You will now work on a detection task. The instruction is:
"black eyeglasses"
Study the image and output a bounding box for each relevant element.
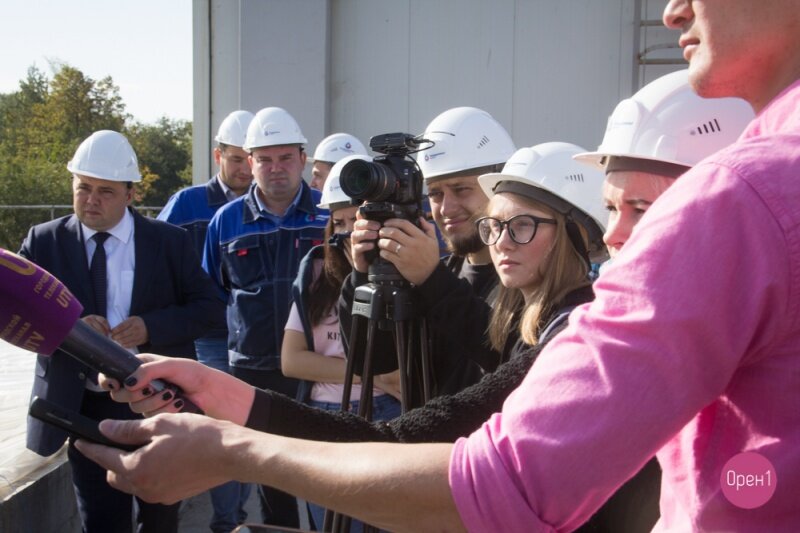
[475,214,557,245]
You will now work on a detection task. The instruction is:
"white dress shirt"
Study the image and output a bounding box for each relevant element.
[82,209,136,343]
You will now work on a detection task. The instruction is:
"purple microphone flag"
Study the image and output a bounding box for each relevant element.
[0,248,84,355]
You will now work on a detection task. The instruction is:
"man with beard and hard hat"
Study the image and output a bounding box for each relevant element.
[341,107,517,401]
[158,109,255,533]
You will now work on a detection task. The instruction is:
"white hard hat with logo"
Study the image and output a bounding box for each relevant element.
[317,154,371,211]
[575,69,754,174]
[417,107,516,182]
[67,130,141,183]
[244,107,307,152]
[215,110,254,148]
[479,142,607,260]
[313,133,368,164]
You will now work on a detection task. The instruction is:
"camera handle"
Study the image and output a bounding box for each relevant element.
[322,280,432,533]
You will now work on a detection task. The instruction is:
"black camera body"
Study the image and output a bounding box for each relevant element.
[339,133,430,282]
[339,132,426,222]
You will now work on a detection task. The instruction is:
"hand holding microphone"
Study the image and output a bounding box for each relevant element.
[0,247,203,414]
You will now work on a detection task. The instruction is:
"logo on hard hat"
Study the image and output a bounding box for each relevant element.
[339,142,356,155]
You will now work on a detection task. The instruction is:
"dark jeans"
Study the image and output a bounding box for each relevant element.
[231,366,300,529]
[69,391,180,533]
[306,394,401,532]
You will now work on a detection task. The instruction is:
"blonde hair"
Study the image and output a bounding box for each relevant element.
[487,193,591,351]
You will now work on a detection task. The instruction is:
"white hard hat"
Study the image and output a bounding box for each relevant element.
[317,154,371,210]
[575,69,754,174]
[215,110,254,148]
[417,107,516,182]
[313,133,368,164]
[67,130,141,183]
[244,107,307,152]
[479,142,607,258]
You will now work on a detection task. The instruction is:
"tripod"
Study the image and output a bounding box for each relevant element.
[322,257,432,533]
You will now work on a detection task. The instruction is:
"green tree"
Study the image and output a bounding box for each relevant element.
[0,63,192,250]
[0,65,129,210]
[126,117,192,206]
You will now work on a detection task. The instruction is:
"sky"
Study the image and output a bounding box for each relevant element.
[0,0,193,124]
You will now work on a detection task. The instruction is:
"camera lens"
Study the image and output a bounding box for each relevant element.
[340,158,396,202]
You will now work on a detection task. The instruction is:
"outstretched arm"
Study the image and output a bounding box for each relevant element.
[107,334,548,446]
[75,415,464,533]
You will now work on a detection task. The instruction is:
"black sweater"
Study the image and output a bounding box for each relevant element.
[246,283,660,531]
[246,285,593,444]
[337,255,501,404]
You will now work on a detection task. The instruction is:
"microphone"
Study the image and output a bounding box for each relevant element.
[0,247,203,414]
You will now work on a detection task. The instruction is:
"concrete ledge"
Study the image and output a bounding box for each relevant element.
[0,448,80,533]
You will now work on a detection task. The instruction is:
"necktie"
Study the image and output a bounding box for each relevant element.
[89,232,111,317]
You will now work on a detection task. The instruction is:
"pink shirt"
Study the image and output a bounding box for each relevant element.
[285,302,365,403]
[450,79,800,532]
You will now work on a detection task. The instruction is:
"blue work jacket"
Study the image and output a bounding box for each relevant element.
[204,181,328,370]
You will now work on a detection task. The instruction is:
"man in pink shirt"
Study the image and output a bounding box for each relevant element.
[78,1,800,531]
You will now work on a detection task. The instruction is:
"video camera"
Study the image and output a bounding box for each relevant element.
[339,132,431,283]
[339,132,430,225]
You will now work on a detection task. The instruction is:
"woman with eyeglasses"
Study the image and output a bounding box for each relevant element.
[472,143,605,364]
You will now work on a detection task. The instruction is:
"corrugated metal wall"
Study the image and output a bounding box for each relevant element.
[193,0,685,183]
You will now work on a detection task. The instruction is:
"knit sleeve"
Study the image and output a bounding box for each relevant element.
[244,325,561,443]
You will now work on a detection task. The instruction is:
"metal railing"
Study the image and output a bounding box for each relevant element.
[0,204,164,219]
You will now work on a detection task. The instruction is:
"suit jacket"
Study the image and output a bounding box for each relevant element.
[18,208,225,456]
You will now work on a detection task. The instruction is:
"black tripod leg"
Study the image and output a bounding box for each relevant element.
[393,319,411,412]
[332,314,383,532]
[342,312,367,413]
[356,317,381,420]
[357,349,375,421]
[419,318,432,404]
[323,509,334,532]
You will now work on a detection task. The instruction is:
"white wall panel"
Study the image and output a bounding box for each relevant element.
[406,0,516,137]
[193,0,686,182]
[328,0,411,143]
[239,0,329,151]
[518,1,648,150]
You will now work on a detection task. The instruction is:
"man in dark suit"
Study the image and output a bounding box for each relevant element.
[18,130,224,533]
